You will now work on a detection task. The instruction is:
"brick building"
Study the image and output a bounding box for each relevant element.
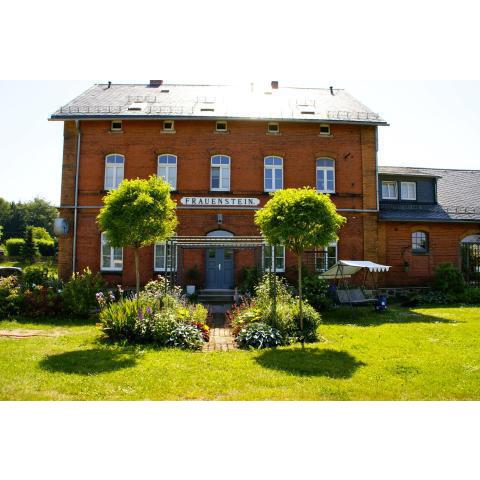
[50,81,480,289]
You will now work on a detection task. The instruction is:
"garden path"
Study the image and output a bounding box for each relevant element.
[203,305,237,352]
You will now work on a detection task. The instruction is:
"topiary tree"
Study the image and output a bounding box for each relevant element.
[21,226,38,264]
[97,175,177,295]
[255,187,346,346]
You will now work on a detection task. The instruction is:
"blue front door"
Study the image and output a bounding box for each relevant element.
[206,247,234,289]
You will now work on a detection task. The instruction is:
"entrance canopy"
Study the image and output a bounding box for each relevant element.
[319,260,391,279]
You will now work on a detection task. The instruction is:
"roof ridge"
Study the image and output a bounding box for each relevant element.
[380,165,480,173]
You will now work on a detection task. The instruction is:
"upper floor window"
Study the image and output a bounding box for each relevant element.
[100,233,123,271]
[154,241,177,271]
[319,123,331,135]
[215,121,228,132]
[412,231,429,253]
[163,120,175,132]
[110,120,122,132]
[315,242,338,272]
[158,154,177,190]
[264,244,285,272]
[104,154,124,190]
[401,181,417,200]
[264,156,283,192]
[211,155,231,191]
[316,158,335,193]
[267,122,280,134]
[382,181,398,200]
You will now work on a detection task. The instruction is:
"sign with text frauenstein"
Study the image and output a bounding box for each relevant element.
[180,197,260,207]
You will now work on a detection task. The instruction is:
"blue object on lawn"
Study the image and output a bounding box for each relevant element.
[375,295,387,312]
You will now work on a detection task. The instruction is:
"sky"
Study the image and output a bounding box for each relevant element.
[0,80,479,205]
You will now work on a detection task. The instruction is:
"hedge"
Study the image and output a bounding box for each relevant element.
[5,238,55,257]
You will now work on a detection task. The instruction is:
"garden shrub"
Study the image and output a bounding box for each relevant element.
[302,272,333,311]
[5,238,24,256]
[35,239,55,257]
[238,266,262,294]
[0,276,20,317]
[21,227,38,263]
[412,287,480,306]
[20,285,64,317]
[433,263,466,294]
[165,323,204,350]
[62,268,107,317]
[236,322,284,349]
[30,227,53,241]
[21,264,54,289]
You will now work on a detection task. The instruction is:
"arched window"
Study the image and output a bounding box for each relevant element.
[158,154,177,190]
[461,234,480,244]
[316,158,335,193]
[412,231,429,253]
[264,156,283,192]
[100,233,123,271]
[211,155,231,191]
[104,154,124,190]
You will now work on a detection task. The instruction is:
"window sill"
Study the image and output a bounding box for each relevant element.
[100,270,123,275]
[266,132,281,136]
[214,130,229,134]
[317,190,336,195]
[412,251,429,256]
[210,190,231,193]
[161,130,176,134]
[109,130,123,134]
[319,133,333,138]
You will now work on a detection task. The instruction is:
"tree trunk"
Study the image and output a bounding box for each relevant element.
[134,247,140,296]
[297,252,304,349]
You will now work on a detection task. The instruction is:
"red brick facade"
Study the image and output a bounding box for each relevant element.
[57,118,479,287]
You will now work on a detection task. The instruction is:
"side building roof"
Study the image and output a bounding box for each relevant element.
[50,82,388,125]
[379,166,480,222]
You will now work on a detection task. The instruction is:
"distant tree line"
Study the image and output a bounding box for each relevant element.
[0,197,58,241]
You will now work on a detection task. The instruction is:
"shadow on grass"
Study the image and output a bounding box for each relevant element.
[39,348,137,375]
[321,306,461,327]
[256,348,366,378]
[11,315,98,327]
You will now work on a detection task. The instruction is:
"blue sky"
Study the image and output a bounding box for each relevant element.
[0,80,479,205]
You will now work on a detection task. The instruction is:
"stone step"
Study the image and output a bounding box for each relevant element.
[198,289,235,304]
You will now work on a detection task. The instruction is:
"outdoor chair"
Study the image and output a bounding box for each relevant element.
[336,288,377,306]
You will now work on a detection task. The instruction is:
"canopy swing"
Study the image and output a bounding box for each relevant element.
[319,260,391,307]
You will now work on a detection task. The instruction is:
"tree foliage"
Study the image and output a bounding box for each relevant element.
[21,227,38,264]
[254,188,346,254]
[97,176,177,293]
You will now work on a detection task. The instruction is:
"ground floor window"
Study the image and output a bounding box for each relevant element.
[101,233,123,271]
[263,245,285,272]
[315,242,338,272]
[154,242,177,271]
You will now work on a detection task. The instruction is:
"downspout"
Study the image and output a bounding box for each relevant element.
[72,120,81,274]
[375,126,379,211]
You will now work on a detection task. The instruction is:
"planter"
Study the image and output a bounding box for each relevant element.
[186,285,196,295]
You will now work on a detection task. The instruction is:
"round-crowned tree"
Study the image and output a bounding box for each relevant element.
[255,187,346,346]
[97,175,177,294]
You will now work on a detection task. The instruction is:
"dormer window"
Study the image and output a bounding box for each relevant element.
[319,123,331,135]
[401,181,417,200]
[215,121,228,132]
[382,181,398,200]
[163,120,175,132]
[267,122,280,134]
[110,120,123,132]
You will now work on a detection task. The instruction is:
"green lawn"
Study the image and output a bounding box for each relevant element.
[0,306,479,400]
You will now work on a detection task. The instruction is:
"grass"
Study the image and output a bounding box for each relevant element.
[0,306,479,400]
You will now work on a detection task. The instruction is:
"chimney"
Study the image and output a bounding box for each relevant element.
[149,80,163,87]
[329,86,334,95]
[271,80,279,90]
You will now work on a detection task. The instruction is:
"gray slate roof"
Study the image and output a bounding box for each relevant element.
[379,166,480,222]
[50,83,387,125]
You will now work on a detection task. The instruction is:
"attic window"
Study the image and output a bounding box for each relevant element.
[163,120,175,132]
[267,122,280,134]
[319,124,331,135]
[201,108,215,112]
[216,121,228,132]
[110,121,122,132]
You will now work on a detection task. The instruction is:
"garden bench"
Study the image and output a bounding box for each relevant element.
[336,288,377,306]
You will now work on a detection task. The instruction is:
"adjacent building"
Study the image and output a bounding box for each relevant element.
[50,81,480,288]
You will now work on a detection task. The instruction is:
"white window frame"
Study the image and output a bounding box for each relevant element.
[100,233,123,271]
[157,154,177,190]
[264,156,284,192]
[316,158,335,193]
[163,120,175,132]
[263,245,285,273]
[315,242,338,272]
[104,154,125,190]
[110,120,123,132]
[401,181,417,200]
[210,155,231,191]
[154,241,177,272]
[382,181,398,200]
[267,122,280,134]
[319,123,331,135]
[215,121,228,132]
